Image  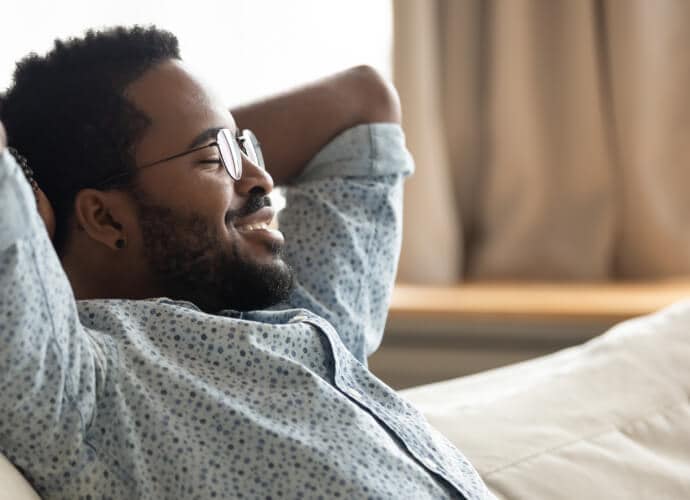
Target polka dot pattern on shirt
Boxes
[0,127,489,499]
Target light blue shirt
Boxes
[0,124,489,499]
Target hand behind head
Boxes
[0,122,55,239]
[36,187,56,240]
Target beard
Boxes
[132,191,294,313]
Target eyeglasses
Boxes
[94,128,264,188]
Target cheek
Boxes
[151,171,235,224]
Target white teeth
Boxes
[237,222,269,231]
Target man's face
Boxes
[122,59,293,312]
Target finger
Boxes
[36,188,56,240]
[0,121,6,151]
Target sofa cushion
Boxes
[401,300,690,499]
[0,452,39,500]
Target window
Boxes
[0,0,393,105]
[1,1,392,212]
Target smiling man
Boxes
[0,27,489,499]
[61,58,294,313]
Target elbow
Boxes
[348,65,402,125]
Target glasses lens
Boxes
[217,129,242,180]
[241,129,265,169]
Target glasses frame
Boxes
[93,128,264,188]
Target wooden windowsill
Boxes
[371,280,690,387]
[391,280,690,323]
[385,280,690,343]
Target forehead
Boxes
[125,59,235,161]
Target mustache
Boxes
[226,194,272,222]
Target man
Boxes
[0,26,489,499]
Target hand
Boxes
[36,187,56,240]
[0,120,55,238]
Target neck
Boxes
[61,242,155,302]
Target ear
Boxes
[72,188,134,251]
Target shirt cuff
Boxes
[293,123,415,183]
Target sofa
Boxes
[400,297,690,498]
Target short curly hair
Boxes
[0,25,180,255]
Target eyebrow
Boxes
[188,126,224,149]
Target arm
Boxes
[280,123,414,362]
[0,121,101,492]
[231,65,401,185]
[232,67,409,361]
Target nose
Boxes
[234,155,274,196]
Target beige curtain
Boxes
[394,0,690,283]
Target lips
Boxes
[233,206,276,231]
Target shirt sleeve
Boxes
[277,123,414,363]
[0,150,104,491]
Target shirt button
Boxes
[344,386,363,402]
